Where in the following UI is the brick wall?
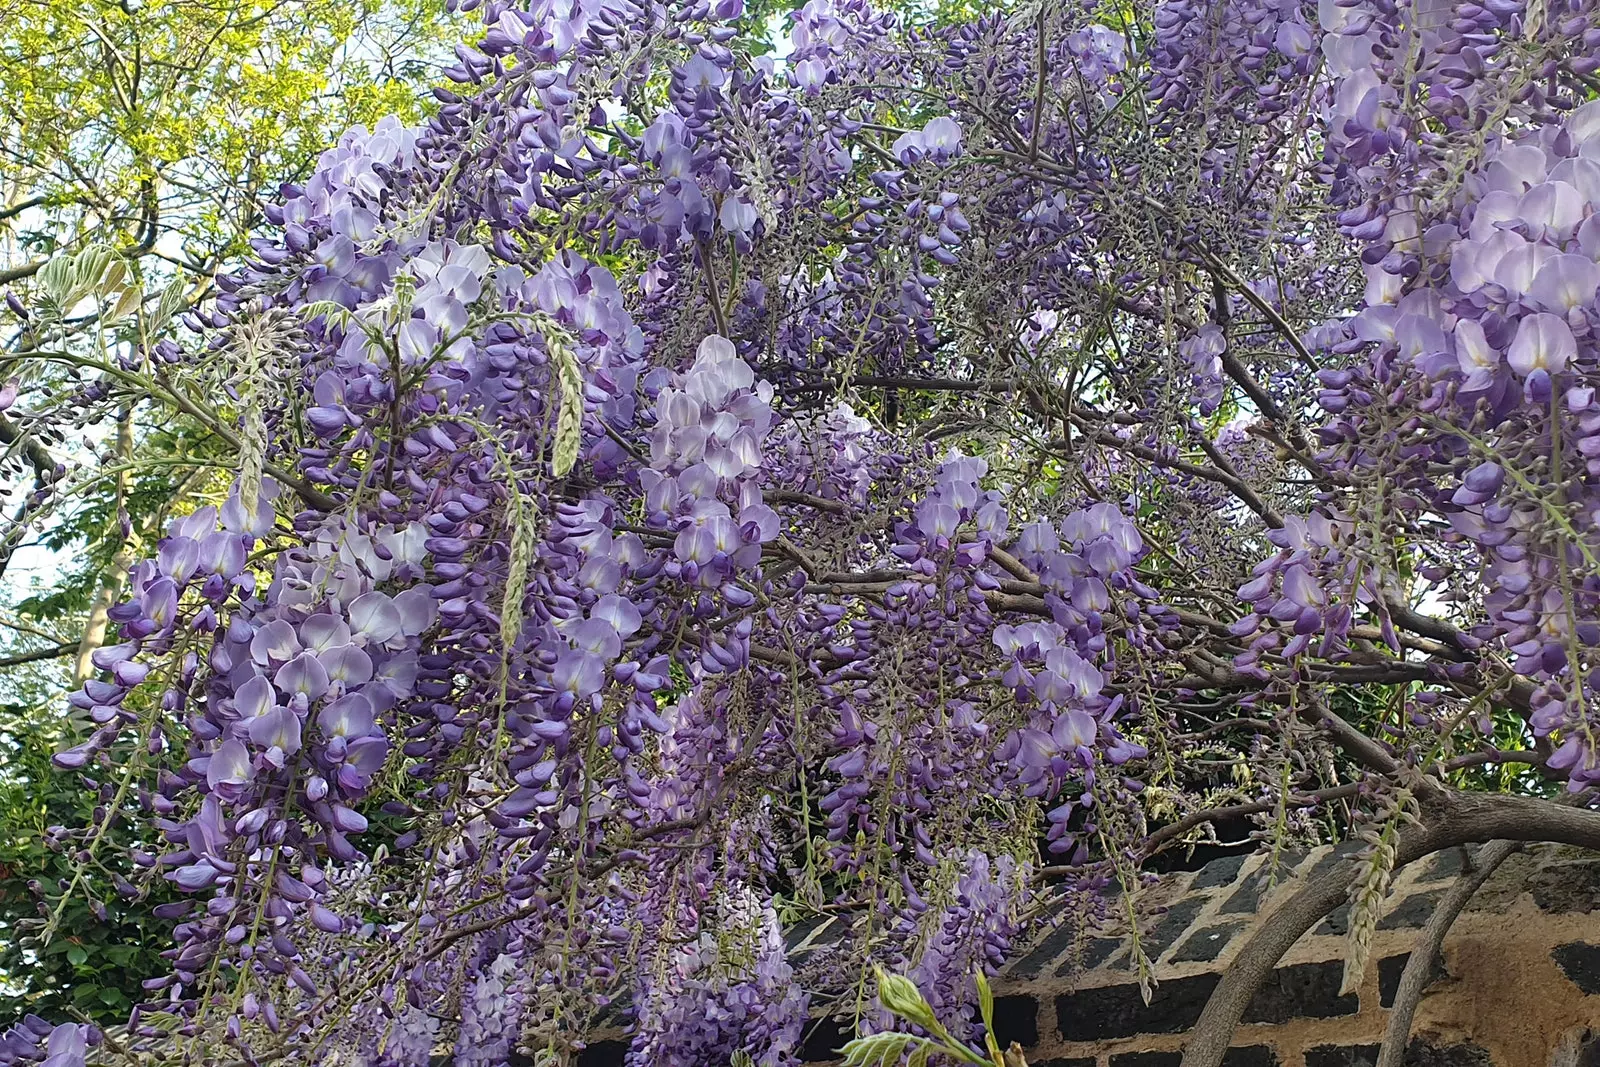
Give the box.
[791,844,1600,1067]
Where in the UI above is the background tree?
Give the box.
[0,0,462,1024]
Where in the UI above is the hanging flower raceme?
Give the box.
[43,0,1600,1059]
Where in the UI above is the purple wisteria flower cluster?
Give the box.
[26,0,1600,1060]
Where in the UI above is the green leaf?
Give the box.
[976,966,1002,1063]
[106,284,142,324]
[975,966,995,1033]
[37,255,75,305]
[148,275,189,335]
[66,944,88,966]
[71,244,116,301]
[96,258,128,300]
[875,968,938,1031]
[839,1032,915,1067]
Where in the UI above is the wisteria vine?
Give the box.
[11,0,1600,1062]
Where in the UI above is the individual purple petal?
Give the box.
[300,614,353,653]
[319,643,374,687]
[206,739,254,789]
[248,705,303,755]
[251,619,302,665]
[349,591,403,644]
[393,587,438,636]
[90,642,138,670]
[318,692,377,739]
[1508,312,1576,377]
[592,593,642,637]
[275,652,330,701]
[158,537,201,582]
[1052,709,1098,751]
[198,532,248,578]
[234,674,276,720]
[552,650,607,698]
[1529,254,1600,314]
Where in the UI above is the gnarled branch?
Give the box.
[1180,791,1600,1067]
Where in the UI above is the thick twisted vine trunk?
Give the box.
[1373,838,1519,1067]
[1179,793,1600,1067]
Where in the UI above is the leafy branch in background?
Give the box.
[0,0,460,1023]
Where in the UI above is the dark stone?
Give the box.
[1110,1053,1181,1067]
[1378,952,1446,1008]
[1219,877,1264,915]
[1533,862,1600,914]
[1010,919,1083,977]
[1035,1060,1097,1067]
[1424,846,1474,881]
[784,913,833,951]
[575,1041,628,1067]
[1054,936,1124,976]
[1192,854,1249,889]
[1222,1048,1279,1067]
[1306,841,1366,881]
[1401,1042,1492,1066]
[1304,1041,1493,1067]
[1220,853,1313,915]
[806,915,848,946]
[799,1014,852,1062]
[1145,894,1209,958]
[1378,890,1442,930]
[1553,941,1600,994]
[989,994,1038,1048]
[1318,903,1352,935]
[1056,974,1220,1040]
[1172,923,1244,963]
[1243,961,1359,1024]
[1305,1046,1379,1067]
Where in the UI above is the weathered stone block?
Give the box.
[799,1014,851,1062]
[1191,854,1249,888]
[1532,861,1600,913]
[575,1041,628,1067]
[1054,937,1124,976]
[1172,923,1245,963]
[1145,895,1210,958]
[1553,941,1600,995]
[1110,1052,1181,1067]
[990,994,1040,1047]
[1378,890,1442,930]
[1242,961,1359,1024]
[1010,920,1084,977]
[1055,974,1220,1040]
[1377,952,1446,1008]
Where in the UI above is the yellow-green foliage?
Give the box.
[0,0,465,271]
